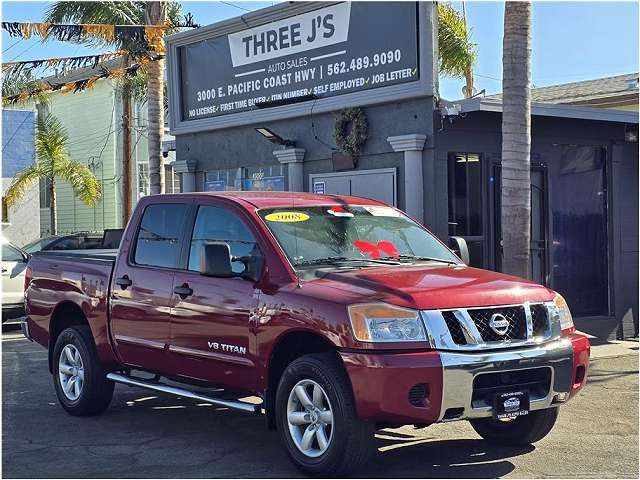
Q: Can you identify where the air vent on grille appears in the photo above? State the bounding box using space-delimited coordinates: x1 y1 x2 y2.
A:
468 306 527 342
442 311 467 345
530 304 548 336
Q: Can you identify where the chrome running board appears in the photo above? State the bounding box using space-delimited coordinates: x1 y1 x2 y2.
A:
106 372 258 413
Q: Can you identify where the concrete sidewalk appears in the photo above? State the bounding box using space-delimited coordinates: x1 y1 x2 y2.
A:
580 332 639 359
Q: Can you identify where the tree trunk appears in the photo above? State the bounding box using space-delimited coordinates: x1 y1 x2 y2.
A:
501 1 532 278
122 84 132 225
145 1 166 195
49 176 57 236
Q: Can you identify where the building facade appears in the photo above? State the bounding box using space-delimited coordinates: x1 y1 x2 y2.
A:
1 109 40 245
166 1 639 340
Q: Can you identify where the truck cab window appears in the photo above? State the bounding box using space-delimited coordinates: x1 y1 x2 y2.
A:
134 203 188 268
188 206 257 273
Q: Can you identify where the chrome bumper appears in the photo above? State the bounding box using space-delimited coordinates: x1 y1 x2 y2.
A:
438 337 573 422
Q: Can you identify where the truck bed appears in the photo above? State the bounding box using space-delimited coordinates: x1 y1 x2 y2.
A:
26 250 118 368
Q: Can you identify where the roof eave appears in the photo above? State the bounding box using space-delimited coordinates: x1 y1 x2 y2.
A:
453 98 639 124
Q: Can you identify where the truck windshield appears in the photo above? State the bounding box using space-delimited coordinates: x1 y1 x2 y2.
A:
257 205 460 268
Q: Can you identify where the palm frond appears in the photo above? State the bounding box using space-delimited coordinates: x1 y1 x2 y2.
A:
35 115 69 172
3 164 45 206
114 68 148 102
55 160 102 207
438 2 477 78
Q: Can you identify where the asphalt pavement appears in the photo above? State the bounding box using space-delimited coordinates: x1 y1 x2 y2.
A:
2 325 638 478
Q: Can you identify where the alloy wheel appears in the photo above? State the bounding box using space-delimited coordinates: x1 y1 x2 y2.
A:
286 379 334 458
58 344 84 401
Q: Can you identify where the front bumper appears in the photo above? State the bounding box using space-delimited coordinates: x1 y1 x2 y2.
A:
341 334 589 425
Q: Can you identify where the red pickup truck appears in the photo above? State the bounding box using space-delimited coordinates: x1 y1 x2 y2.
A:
23 192 590 475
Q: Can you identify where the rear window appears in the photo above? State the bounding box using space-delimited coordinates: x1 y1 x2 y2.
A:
134 203 188 268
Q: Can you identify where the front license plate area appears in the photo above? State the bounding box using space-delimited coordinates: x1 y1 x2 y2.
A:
493 390 530 419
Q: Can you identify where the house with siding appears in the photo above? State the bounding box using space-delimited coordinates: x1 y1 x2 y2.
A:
7 61 178 239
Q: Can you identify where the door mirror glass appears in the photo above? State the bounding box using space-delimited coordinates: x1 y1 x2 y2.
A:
449 236 470 265
200 242 234 277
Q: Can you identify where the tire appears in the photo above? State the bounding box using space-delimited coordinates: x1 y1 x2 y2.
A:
470 406 560 446
275 352 374 476
52 326 114 416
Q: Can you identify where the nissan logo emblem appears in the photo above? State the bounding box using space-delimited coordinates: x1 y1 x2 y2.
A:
489 313 510 335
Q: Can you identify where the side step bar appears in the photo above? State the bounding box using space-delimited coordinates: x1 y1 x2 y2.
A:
106 372 259 414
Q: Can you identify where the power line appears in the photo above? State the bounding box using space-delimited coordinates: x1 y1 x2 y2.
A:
7 41 38 62
1 113 32 151
219 1 252 12
2 38 21 54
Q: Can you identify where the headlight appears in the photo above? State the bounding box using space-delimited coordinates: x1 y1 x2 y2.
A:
551 293 575 334
348 303 427 342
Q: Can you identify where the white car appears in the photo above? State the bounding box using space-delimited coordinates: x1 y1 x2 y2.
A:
1 238 29 322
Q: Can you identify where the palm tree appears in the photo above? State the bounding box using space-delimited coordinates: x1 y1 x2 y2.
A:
145 1 166 195
500 1 532 278
45 1 183 197
438 2 477 97
4 114 101 235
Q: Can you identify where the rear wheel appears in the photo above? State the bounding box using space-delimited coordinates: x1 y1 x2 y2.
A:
275 353 374 476
53 326 114 416
470 407 560 445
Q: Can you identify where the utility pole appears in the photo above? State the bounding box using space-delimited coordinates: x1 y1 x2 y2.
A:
121 82 132 226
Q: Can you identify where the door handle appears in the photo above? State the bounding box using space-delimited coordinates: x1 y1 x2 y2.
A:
174 283 193 299
115 275 132 289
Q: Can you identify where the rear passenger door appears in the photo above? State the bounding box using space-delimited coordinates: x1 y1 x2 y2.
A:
110 202 189 371
169 203 260 390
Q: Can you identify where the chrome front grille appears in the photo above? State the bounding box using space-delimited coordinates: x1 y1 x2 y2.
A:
421 302 559 351
467 306 527 342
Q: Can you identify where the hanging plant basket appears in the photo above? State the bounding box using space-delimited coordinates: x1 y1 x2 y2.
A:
334 107 368 156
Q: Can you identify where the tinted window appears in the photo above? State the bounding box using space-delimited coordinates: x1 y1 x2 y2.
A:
50 237 80 250
1 244 25 262
188 206 257 274
135 203 188 268
23 237 56 253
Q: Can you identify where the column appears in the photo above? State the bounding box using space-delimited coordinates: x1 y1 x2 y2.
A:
387 134 427 221
172 159 198 192
273 148 306 192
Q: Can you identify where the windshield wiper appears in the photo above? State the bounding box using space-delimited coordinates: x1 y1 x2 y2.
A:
293 256 400 267
389 254 459 265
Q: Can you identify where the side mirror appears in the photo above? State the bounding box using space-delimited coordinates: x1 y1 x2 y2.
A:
449 236 470 265
200 242 234 277
200 242 265 282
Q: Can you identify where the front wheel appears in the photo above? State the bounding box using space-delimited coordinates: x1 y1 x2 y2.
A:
275 353 374 476
470 406 560 446
53 326 114 416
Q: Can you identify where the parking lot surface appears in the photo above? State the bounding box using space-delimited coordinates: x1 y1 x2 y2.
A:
3 327 638 478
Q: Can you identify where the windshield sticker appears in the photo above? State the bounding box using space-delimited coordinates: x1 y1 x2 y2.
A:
265 212 310 223
353 240 399 259
327 206 354 218
361 206 404 217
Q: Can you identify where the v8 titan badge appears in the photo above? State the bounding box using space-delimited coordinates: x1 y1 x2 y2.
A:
494 390 530 419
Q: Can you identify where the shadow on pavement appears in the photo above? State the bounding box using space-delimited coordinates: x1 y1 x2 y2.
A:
357 432 533 478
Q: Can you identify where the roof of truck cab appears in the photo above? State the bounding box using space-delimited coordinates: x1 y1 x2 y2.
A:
176 191 389 209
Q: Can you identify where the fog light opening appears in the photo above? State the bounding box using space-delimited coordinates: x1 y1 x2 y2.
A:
573 365 586 388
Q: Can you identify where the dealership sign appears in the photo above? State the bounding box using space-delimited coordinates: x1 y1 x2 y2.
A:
176 2 420 121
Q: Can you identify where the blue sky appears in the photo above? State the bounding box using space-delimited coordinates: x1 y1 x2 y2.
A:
2 1 638 100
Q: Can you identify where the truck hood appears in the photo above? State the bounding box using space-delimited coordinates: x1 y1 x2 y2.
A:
309 264 555 310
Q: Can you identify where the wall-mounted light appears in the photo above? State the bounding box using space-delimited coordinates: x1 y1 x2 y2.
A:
255 127 295 147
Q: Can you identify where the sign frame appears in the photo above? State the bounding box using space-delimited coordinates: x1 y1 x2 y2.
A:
166 1 437 135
